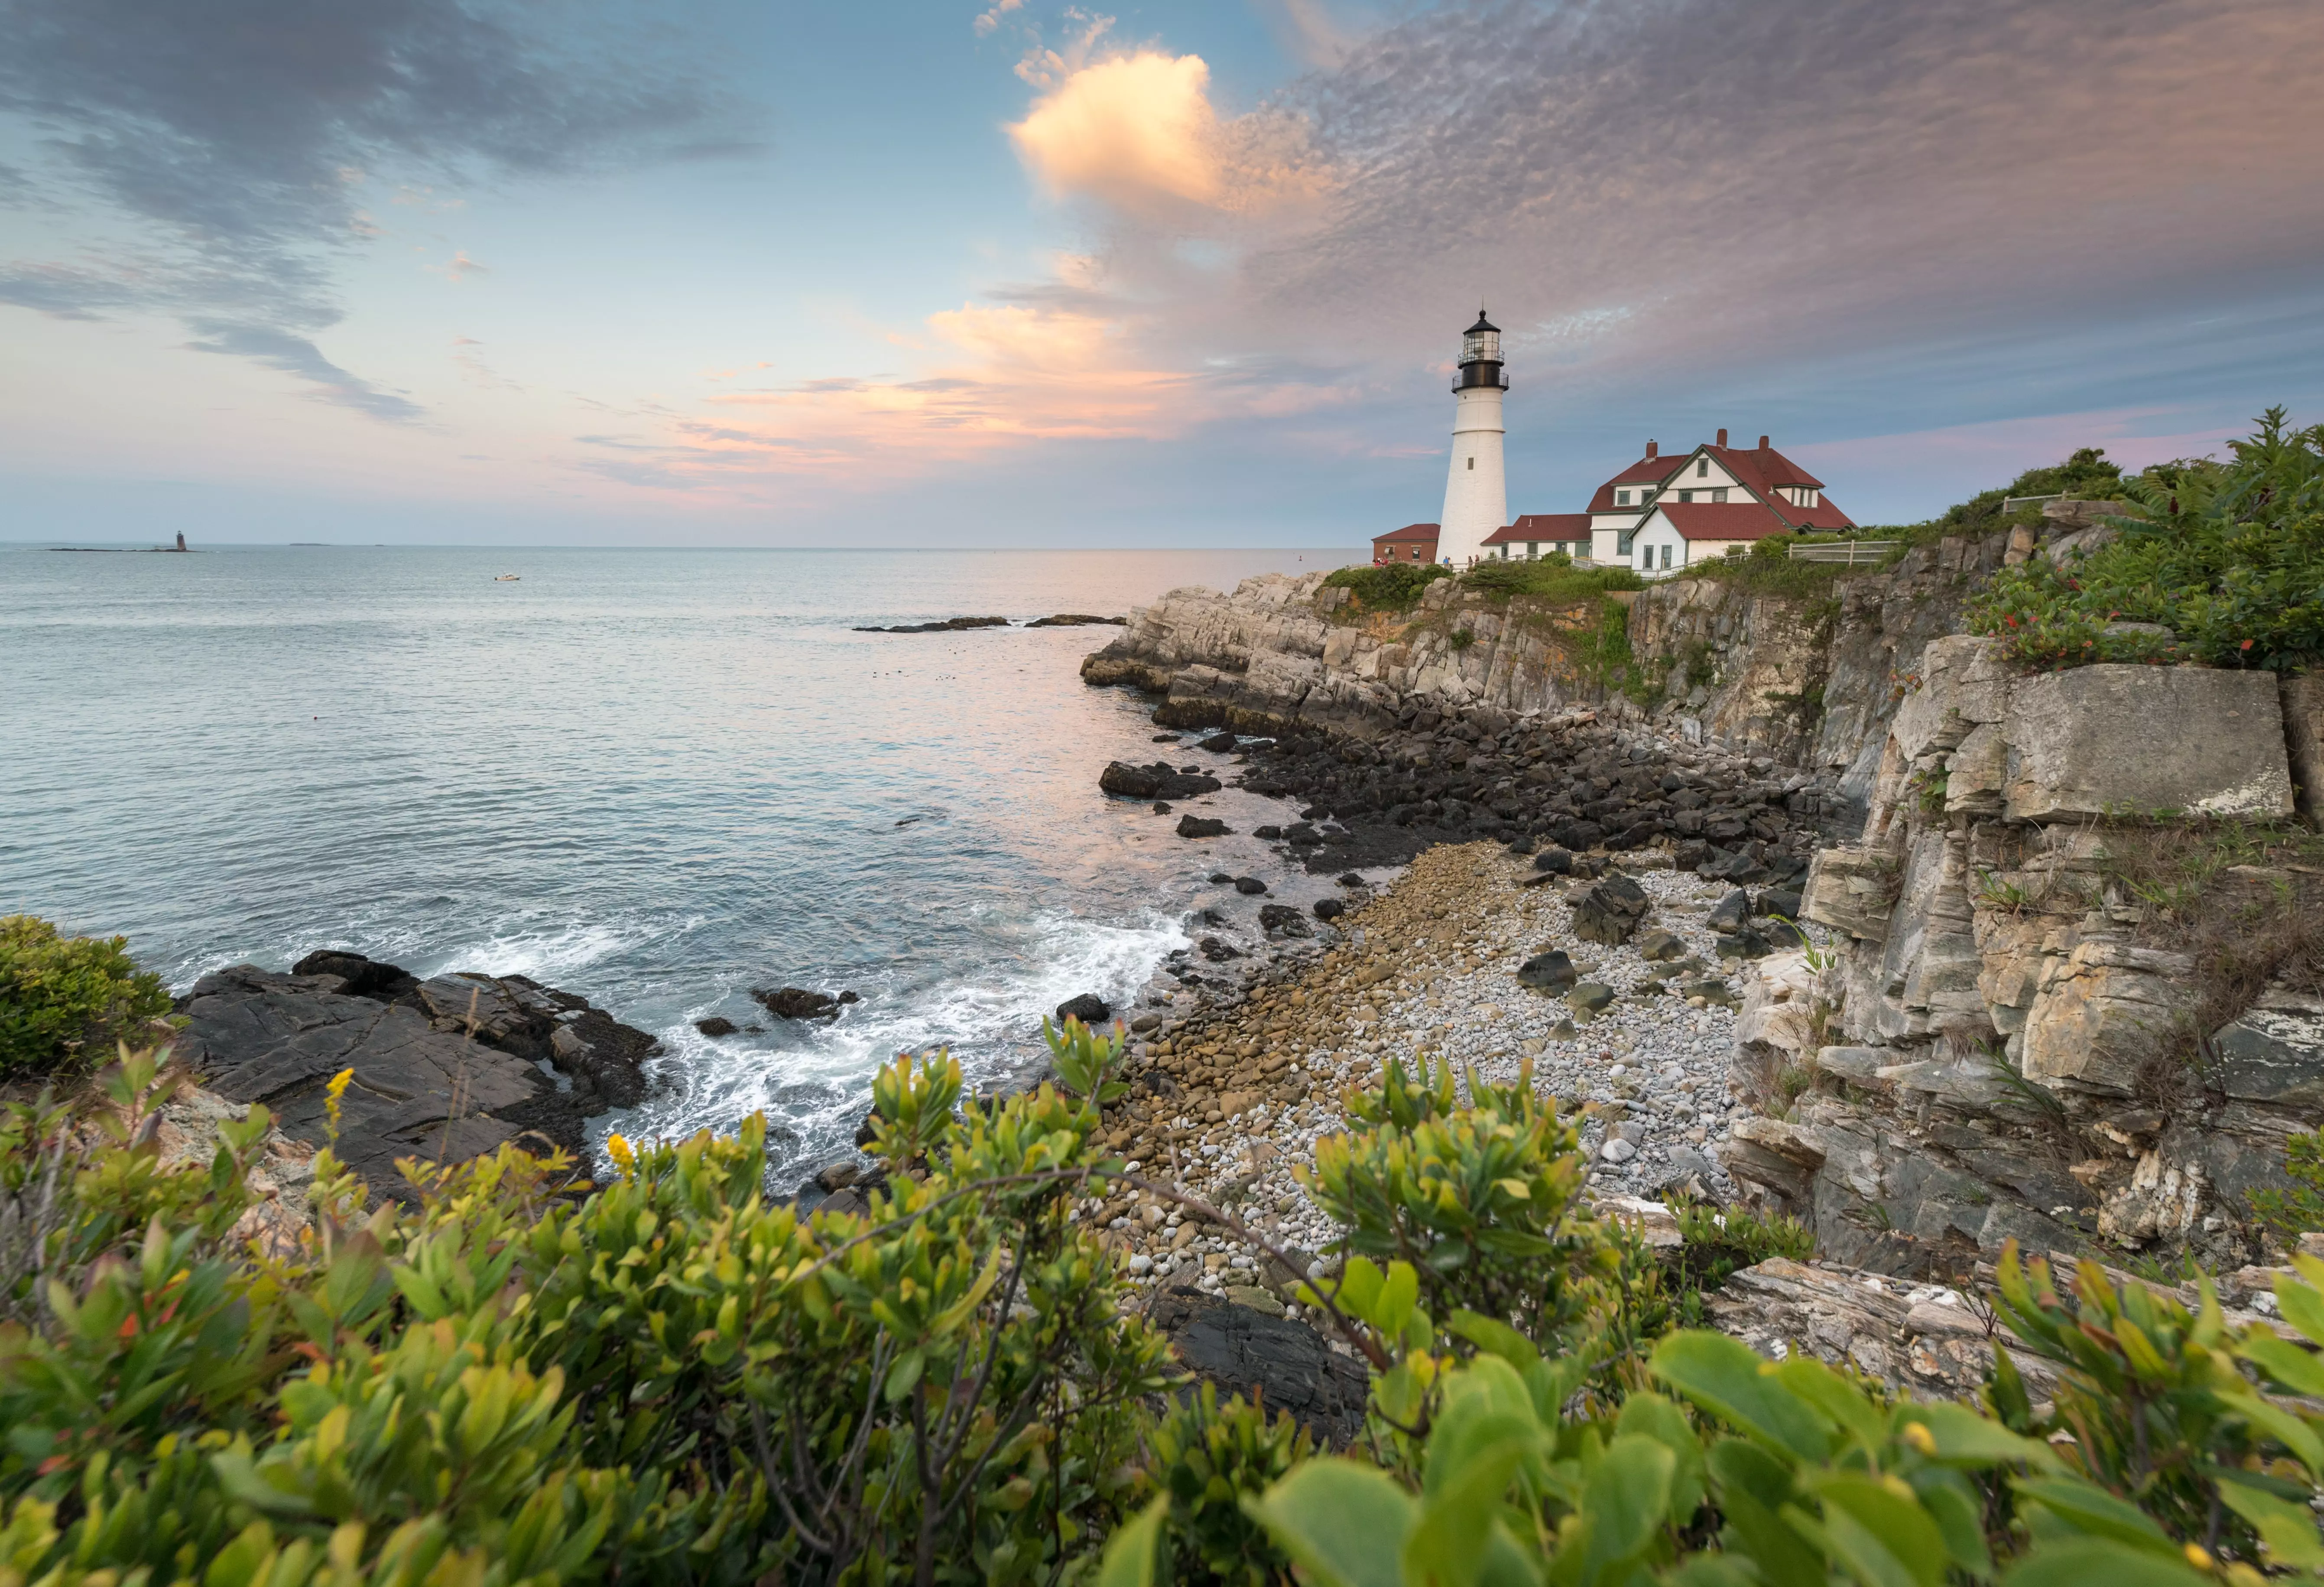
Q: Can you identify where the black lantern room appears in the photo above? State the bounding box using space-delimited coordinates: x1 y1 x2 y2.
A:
1455 310 1507 391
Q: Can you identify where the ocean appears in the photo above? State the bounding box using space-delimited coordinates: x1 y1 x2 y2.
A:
0 543 1358 1182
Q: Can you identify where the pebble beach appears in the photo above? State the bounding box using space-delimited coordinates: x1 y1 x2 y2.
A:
1078 837 1830 1319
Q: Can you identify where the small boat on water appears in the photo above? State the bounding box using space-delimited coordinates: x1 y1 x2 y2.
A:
494 574 520 581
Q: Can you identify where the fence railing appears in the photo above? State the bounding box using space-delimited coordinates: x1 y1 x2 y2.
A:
1786 540 1901 565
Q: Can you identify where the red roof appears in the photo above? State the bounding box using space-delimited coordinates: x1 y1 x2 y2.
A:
1587 440 1852 529
1650 502 1798 543
1371 522 1439 545
1483 513 1591 545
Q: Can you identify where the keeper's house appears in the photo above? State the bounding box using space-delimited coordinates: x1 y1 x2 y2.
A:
1480 431 1855 577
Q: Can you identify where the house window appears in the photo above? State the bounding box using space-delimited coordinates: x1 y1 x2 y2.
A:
1615 488 1629 505
1678 490 1694 503
1526 542 1539 559
1696 458 1709 478
1660 544 1673 569
1713 487 1728 503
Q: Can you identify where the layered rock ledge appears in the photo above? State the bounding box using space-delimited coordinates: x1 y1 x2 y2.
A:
175 950 657 1200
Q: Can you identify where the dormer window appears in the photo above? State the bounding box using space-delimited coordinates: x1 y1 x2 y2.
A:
1615 489 1630 505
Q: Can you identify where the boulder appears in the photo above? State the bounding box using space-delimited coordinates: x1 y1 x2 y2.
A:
694 1015 739 1037
1572 874 1651 945
1516 951 1577 992
1177 816 1230 838
1568 982 1616 1014
1055 992 1112 1025
1705 889 1751 933
1636 927 1686 962
1532 848 1574 874
1257 904 1313 938
1145 1285 1369 1445
1234 877 1269 896
753 986 841 1020
176 957 657 1203
1312 898 1346 921
1100 761 1223 801
1199 733 1240 753
2001 665 2293 822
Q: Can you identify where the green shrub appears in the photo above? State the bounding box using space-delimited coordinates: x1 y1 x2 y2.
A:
0 916 172 1076
2251 1129 2324 1246
1967 408 2324 673
1669 1202 1815 1305
1140 1384 1308 1584
1323 563 1451 611
1458 559 1643 601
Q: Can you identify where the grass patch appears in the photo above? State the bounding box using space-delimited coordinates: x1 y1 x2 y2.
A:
1321 561 1451 613
2092 817 2324 1106
1459 558 1643 601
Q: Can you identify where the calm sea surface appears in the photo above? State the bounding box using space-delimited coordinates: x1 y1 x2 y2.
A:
0 543 1358 1180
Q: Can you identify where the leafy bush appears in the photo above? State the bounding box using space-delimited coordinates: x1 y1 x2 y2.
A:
0 915 172 1075
23 1024 2324 1587
1459 560 1643 601
1669 1201 1815 1304
1967 408 2324 672
1324 563 1451 611
1139 1383 1308 1584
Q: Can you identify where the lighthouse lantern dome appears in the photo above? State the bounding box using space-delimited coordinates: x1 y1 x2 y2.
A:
1461 311 1501 367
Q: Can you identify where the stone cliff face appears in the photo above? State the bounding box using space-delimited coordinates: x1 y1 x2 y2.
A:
1081 536 2009 813
1727 637 2323 1276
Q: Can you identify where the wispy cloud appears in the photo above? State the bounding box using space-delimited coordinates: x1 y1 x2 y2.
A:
183 321 423 422
0 0 732 417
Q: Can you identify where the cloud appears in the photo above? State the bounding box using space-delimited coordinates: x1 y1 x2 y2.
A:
973 0 1024 37
0 0 730 415
1249 0 2324 393
183 321 424 422
430 250 490 281
1009 48 1328 223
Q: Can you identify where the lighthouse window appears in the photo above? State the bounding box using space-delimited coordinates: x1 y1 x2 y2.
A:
1467 457 1474 470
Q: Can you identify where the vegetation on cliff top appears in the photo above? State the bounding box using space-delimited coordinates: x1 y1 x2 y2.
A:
1322 561 1451 612
11 919 2324 1583
1967 408 2324 672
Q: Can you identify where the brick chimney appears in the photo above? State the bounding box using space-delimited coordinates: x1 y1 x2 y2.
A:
1759 434 1770 450
1645 440 1657 459
1716 428 1728 447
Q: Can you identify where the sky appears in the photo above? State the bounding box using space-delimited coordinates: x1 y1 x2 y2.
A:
2 0 2321 546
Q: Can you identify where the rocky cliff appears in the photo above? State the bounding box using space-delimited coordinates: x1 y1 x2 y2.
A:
1725 637 2324 1276
1081 532 2015 814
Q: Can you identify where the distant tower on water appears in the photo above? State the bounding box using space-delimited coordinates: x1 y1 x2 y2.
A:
1435 310 1508 566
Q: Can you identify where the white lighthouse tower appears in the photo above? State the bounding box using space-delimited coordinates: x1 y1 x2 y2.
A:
1435 310 1508 567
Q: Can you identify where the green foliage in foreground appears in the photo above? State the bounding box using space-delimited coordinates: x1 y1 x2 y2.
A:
15 1025 2324 1587
0 915 174 1076
1324 562 1453 611
1966 409 2324 672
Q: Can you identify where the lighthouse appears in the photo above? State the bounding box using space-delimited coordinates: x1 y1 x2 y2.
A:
1435 310 1508 567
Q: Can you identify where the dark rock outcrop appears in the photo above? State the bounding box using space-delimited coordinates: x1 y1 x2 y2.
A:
1573 874 1652 945
1100 761 1223 801
1055 992 1111 1025
753 986 842 1020
695 1015 739 1037
177 953 658 1203
1024 613 1126 628
1176 816 1230 839
1145 1285 1368 1444
853 616 1010 633
1256 904 1312 939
